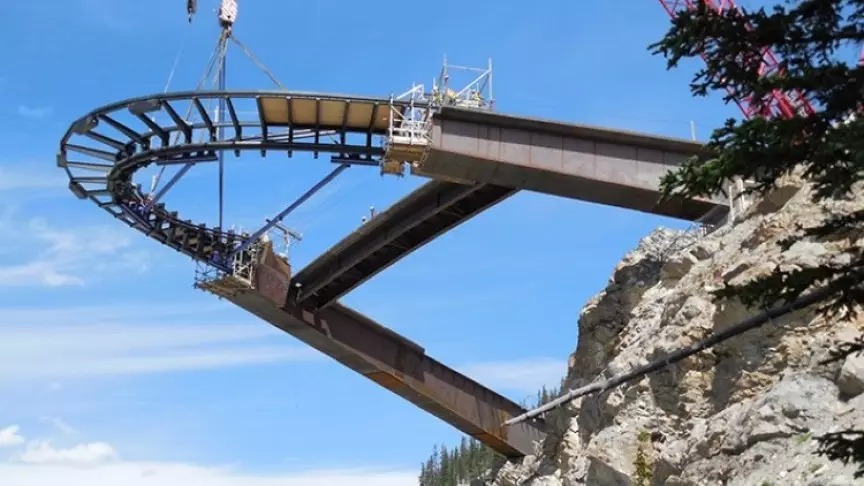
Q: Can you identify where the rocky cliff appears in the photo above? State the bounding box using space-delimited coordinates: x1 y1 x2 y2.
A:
483 179 864 486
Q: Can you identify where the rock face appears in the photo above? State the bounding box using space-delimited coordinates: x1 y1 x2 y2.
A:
482 181 864 486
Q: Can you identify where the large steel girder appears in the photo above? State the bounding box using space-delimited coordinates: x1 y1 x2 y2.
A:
199 248 546 457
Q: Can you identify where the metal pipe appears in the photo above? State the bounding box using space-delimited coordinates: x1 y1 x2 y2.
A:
154 154 219 166
504 269 864 426
227 163 349 260
218 39 227 230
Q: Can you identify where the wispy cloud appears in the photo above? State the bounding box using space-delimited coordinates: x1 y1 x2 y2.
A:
0 164 142 286
16 106 53 120
0 424 415 485
0 165 66 192
0 306 318 382
0 215 148 287
17 440 118 465
0 462 416 486
0 426 25 447
40 418 76 436
459 357 565 394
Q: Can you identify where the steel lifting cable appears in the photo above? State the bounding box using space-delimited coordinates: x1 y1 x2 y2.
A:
214 30 230 230
149 36 226 196
229 34 285 90
163 28 190 94
504 267 864 426
230 33 342 144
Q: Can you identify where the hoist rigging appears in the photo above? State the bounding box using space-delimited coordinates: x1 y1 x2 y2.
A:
187 0 197 22
149 0 260 232
150 0 343 262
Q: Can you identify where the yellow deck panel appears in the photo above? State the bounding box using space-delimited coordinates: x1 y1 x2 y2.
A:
288 98 317 125
258 96 396 132
347 102 375 129
259 97 290 124
318 99 345 126
371 105 392 131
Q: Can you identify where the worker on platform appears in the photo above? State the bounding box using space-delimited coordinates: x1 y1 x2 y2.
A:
446 88 457 104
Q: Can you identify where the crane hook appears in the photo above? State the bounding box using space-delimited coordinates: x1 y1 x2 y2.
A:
187 0 197 23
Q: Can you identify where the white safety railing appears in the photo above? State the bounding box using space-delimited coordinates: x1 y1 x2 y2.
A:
231 239 260 287
389 116 432 145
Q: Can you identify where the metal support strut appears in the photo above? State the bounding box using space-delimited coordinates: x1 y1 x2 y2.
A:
226 164 349 261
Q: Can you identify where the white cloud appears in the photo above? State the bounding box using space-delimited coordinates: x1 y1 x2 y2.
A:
0 462 417 486
17 440 118 465
0 425 415 486
0 302 226 326
0 309 318 382
460 357 565 394
0 425 25 447
16 106 53 119
0 215 148 287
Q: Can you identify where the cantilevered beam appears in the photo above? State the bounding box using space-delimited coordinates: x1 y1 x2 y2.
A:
197 246 545 457
290 181 516 309
419 107 728 224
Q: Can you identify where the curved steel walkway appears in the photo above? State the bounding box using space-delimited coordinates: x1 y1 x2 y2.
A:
59 90 421 272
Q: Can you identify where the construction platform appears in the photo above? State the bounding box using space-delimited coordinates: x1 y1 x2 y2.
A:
59 89 729 457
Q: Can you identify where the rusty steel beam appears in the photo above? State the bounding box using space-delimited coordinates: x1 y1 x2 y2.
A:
290 180 516 309
415 107 728 224
198 245 546 457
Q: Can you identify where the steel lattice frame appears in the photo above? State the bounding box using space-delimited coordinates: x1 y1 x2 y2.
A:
58 90 430 273
657 0 817 120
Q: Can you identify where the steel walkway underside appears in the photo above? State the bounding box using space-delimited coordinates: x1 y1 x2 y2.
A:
290 181 517 309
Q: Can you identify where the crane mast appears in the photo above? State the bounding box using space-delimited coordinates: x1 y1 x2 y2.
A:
656 0 817 120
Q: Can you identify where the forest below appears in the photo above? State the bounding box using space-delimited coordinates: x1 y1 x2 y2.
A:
418 384 561 486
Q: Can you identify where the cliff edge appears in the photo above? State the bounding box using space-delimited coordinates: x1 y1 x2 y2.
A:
483 178 864 486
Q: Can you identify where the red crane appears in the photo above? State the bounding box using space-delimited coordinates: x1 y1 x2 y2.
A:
656 0 817 120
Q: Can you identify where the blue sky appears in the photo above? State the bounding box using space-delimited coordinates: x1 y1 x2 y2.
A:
0 0 747 484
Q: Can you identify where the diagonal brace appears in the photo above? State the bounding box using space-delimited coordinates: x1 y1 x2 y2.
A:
226 163 349 261
144 162 195 211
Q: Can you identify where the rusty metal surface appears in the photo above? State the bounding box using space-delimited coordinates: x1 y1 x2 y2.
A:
435 107 704 156
255 242 293 306
290 180 517 309
416 107 728 224
199 244 546 457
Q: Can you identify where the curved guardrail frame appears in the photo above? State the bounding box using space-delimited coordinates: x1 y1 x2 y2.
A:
57 90 433 272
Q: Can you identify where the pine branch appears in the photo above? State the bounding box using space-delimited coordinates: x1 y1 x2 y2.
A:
815 430 864 478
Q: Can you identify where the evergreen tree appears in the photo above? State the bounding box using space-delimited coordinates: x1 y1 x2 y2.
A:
417 388 563 483
458 436 469 479
438 445 450 486
650 0 863 477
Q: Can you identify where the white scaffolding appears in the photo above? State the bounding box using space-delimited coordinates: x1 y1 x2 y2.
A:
381 57 494 176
